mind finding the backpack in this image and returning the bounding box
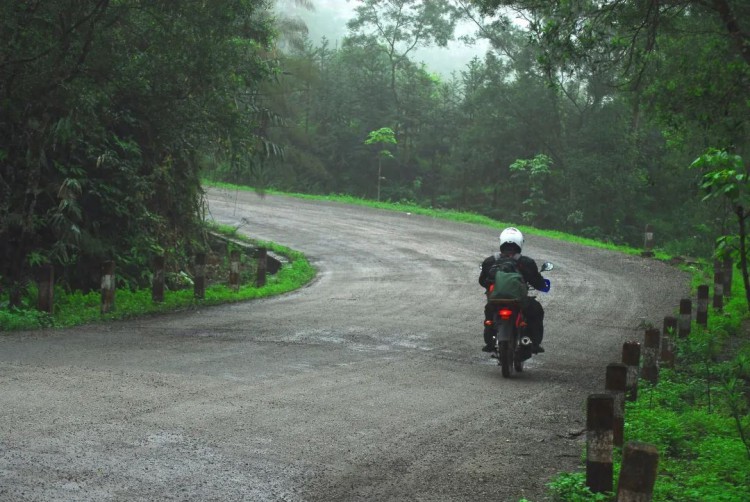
[487,253,528,302]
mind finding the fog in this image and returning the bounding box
[280,0,489,77]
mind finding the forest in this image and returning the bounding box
[1,0,749,298]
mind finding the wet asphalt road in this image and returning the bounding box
[0,187,690,501]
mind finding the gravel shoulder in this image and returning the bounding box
[0,188,690,501]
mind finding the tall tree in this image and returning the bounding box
[468,0,750,247]
[469,1,750,135]
[365,127,397,201]
[0,1,276,299]
[346,0,460,142]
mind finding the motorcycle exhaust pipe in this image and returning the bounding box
[520,336,533,346]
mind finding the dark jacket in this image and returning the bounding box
[478,253,546,291]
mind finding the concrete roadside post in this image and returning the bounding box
[641,224,655,258]
[229,250,240,291]
[605,363,627,447]
[616,442,659,501]
[194,253,206,299]
[101,261,116,314]
[152,255,165,303]
[622,341,641,402]
[256,247,267,287]
[678,299,692,338]
[696,285,709,326]
[587,394,614,494]
[36,264,54,313]
[642,328,660,385]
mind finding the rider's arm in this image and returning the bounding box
[518,256,546,290]
[478,256,493,288]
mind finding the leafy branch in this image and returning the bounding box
[365,127,397,202]
[691,148,750,310]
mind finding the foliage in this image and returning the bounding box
[691,149,750,311]
[509,154,552,225]
[3,0,750,487]
[692,149,748,206]
[0,1,276,303]
[347,0,461,136]
[548,360,750,501]
[0,228,316,332]
[7,2,750,497]
[6,0,749,309]
[628,264,750,500]
[626,377,750,501]
[547,255,750,501]
[547,472,610,502]
[365,127,398,201]
[210,1,744,255]
[459,0,750,253]
[365,127,398,151]
[0,307,54,331]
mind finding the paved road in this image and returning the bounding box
[0,188,689,501]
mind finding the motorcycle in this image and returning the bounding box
[484,261,553,378]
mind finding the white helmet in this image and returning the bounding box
[499,227,524,253]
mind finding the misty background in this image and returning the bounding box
[281,0,490,76]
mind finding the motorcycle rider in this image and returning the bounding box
[478,227,547,354]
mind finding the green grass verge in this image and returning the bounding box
[0,228,316,331]
[545,263,750,502]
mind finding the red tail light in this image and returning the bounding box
[488,284,495,293]
[498,308,513,321]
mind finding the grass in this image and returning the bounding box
[0,226,316,331]
[546,263,750,502]
[625,379,750,501]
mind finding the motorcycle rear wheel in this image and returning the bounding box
[498,340,512,378]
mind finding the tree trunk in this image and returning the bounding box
[736,206,750,311]
[713,0,750,66]
[377,158,382,202]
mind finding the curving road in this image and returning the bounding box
[0,187,689,501]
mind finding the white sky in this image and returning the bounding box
[282,0,490,76]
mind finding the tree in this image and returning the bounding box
[346,0,460,142]
[465,1,750,246]
[469,1,750,137]
[509,154,552,225]
[692,149,750,310]
[365,127,398,201]
[234,0,749,259]
[0,1,276,300]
